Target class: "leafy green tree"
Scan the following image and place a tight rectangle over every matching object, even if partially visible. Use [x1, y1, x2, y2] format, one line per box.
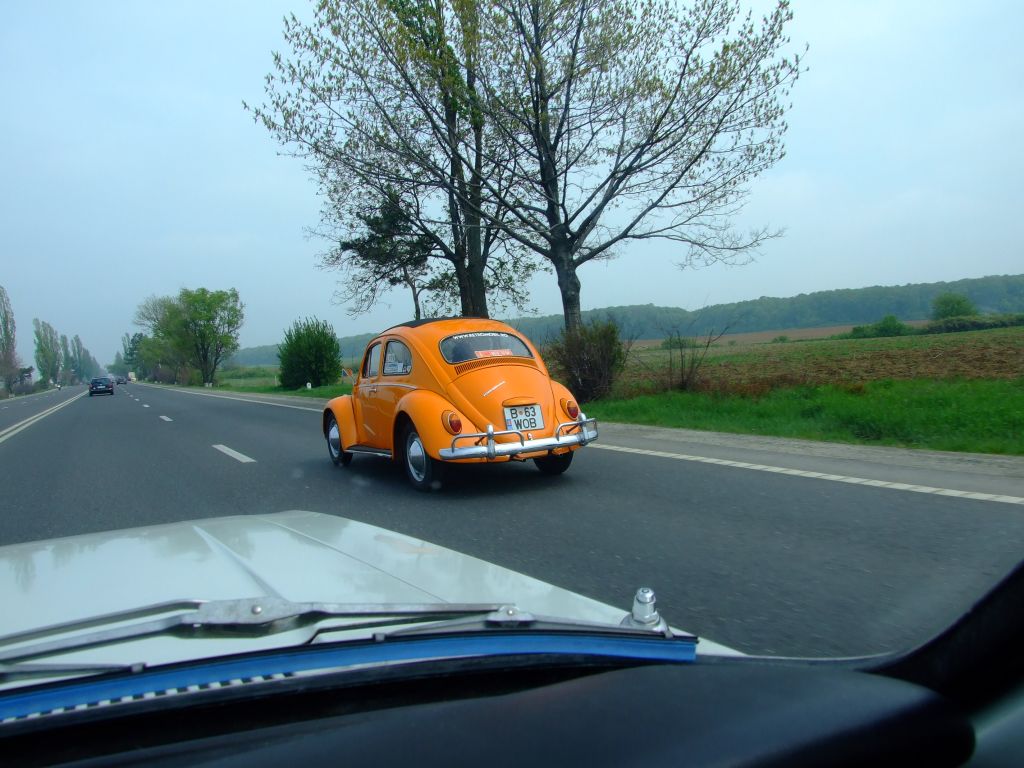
[278, 318, 343, 389]
[0, 285, 20, 392]
[330, 191, 443, 320]
[122, 332, 144, 372]
[177, 288, 245, 385]
[32, 319, 61, 386]
[931, 292, 977, 321]
[133, 295, 191, 381]
[132, 290, 243, 384]
[59, 335, 73, 384]
[108, 352, 129, 377]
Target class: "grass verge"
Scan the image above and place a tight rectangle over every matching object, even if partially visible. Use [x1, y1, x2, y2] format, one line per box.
[586, 378, 1024, 455]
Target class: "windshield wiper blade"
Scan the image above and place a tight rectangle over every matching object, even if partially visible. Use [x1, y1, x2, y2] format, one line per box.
[0, 661, 144, 684]
[0, 598, 506, 666]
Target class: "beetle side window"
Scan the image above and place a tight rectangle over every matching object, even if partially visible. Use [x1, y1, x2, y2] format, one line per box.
[362, 343, 381, 378]
[382, 340, 413, 376]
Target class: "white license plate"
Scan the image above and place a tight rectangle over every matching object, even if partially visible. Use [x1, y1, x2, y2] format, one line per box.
[504, 404, 544, 432]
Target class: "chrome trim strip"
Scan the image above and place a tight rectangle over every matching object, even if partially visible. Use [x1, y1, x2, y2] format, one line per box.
[439, 417, 598, 460]
[347, 446, 392, 458]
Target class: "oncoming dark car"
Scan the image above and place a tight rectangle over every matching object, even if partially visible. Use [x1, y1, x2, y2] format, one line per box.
[88, 377, 114, 396]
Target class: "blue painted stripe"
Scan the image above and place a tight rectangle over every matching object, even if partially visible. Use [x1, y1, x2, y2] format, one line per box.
[0, 634, 695, 721]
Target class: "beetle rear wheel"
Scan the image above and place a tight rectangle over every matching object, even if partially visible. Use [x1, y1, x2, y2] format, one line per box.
[326, 414, 352, 467]
[534, 451, 574, 475]
[403, 422, 444, 491]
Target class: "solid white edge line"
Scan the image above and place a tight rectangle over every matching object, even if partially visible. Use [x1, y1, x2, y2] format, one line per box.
[212, 444, 256, 463]
[590, 443, 1024, 506]
[0, 391, 87, 445]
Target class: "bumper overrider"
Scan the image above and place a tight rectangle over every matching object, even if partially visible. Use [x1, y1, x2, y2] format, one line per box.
[439, 416, 598, 461]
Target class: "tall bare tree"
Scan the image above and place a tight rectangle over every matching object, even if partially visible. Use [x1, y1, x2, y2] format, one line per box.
[469, 0, 803, 331]
[249, 0, 537, 319]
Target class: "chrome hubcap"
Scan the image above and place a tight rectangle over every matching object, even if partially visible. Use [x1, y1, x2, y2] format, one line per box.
[407, 432, 427, 483]
[327, 420, 341, 459]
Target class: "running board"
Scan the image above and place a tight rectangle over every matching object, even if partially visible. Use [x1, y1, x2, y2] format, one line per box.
[347, 445, 392, 458]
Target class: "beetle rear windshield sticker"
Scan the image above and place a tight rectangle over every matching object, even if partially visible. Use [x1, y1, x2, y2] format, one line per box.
[475, 349, 513, 357]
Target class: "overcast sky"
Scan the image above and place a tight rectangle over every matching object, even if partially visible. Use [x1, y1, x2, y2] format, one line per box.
[2, 1, 1022, 366]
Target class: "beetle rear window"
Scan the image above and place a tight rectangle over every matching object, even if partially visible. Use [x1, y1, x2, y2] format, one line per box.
[440, 332, 532, 364]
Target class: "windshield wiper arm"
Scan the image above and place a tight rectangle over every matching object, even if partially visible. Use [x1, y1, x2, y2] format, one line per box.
[376, 605, 686, 641]
[0, 597, 506, 666]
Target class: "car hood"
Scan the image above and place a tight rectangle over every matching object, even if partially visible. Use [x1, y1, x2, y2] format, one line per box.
[0, 511, 738, 680]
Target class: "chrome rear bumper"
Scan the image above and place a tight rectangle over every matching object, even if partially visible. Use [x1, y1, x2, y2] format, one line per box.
[438, 417, 598, 461]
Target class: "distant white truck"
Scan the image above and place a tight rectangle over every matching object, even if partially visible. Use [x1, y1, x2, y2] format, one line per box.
[128, 372, 137, 382]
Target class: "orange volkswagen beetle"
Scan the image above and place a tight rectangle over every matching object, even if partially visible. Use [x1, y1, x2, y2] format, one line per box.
[322, 318, 598, 490]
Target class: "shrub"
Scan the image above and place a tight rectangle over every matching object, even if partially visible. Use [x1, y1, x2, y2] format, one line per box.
[544, 319, 626, 402]
[932, 292, 977, 321]
[278, 317, 342, 390]
[923, 313, 1024, 334]
[849, 315, 913, 339]
[771, 335, 789, 343]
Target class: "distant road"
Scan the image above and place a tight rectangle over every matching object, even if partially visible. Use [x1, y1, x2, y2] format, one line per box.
[1, 381, 1022, 658]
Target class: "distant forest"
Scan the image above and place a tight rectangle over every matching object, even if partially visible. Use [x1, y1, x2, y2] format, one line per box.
[227, 274, 1024, 366]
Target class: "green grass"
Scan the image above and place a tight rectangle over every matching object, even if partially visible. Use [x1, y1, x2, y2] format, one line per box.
[587, 378, 1024, 455]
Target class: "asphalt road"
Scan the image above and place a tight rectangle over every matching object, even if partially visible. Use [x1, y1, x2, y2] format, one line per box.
[2, 381, 1023, 658]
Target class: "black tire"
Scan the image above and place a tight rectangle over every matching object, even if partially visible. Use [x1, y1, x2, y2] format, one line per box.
[89, 392, 93, 397]
[534, 451, 574, 475]
[325, 414, 352, 467]
[402, 422, 444, 491]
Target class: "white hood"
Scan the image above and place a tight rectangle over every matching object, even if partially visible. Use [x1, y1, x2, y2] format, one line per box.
[0, 511, 737, 677]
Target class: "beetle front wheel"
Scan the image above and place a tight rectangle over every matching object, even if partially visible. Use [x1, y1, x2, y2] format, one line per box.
[326, 414, 352, 467]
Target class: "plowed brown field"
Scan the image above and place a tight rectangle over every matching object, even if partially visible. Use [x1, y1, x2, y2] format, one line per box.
[625, 327, 1023, 396]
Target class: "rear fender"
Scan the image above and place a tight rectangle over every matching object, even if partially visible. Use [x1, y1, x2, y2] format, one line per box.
[323, 396, 358, 451]
[395, 389, 471, 460]
[549, 380, 582, 420]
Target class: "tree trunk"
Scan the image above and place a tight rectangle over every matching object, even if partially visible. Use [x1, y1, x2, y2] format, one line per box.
[466, 261, 489, 318]
[553, 251, 583, 334]
[411, 285, 422, 320]
[453, 260, 474, 316]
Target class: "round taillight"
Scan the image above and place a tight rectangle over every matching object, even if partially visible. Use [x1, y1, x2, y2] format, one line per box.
[443, 411, 463, 435]
[562, 399, 580, 419]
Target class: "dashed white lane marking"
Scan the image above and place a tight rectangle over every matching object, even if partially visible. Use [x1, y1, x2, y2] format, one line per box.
[591, 444, 1024, 506]
[212, 444, 256, 463]
[142, 404, 150, 408]
[159, 415, 172, 422]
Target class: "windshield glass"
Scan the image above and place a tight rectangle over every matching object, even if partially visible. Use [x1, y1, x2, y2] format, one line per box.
[0, 0, 1021, 679]
[440, 332, 533, 364]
